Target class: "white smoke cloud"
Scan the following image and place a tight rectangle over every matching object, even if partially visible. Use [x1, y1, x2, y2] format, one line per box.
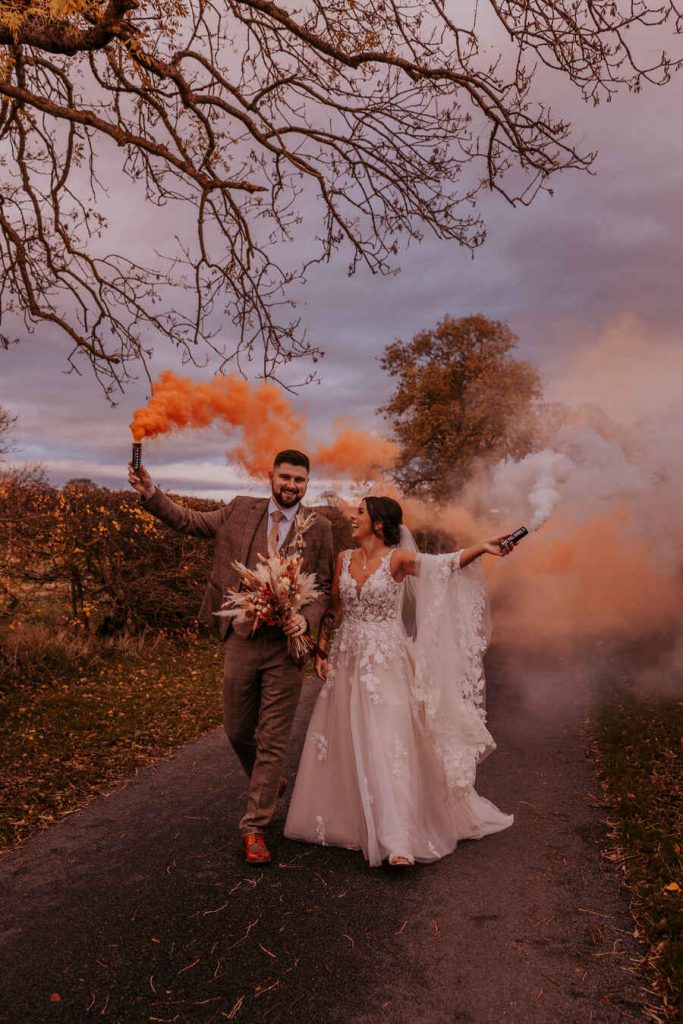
[490, 450, 573, 530]
[488, 427, 648, 532]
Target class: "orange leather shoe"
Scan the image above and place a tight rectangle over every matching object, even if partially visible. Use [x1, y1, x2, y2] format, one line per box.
[242, 833, 271, 865]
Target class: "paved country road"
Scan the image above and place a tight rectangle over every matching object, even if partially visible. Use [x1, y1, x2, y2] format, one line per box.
[0, 650, 646, 1024]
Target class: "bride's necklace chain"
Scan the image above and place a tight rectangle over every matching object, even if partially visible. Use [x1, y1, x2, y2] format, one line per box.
[359, 547, 388, 571]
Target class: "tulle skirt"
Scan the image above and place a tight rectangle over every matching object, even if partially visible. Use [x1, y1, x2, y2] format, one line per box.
[284, 632, 513, 867]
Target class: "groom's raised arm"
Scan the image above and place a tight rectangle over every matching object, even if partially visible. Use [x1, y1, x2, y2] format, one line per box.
[301, 519, 334, 632]
[141, 486, 237, 539]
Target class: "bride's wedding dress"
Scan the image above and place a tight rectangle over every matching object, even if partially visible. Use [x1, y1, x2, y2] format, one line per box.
[284, 549, 513, 866]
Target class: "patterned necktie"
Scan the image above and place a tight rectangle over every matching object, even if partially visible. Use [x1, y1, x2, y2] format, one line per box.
[268, 509, 284, 556]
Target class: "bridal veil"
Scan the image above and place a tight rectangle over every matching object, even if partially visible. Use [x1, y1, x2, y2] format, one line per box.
[399, 525, 496, 796]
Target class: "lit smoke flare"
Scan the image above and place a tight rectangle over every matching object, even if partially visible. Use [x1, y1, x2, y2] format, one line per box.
[130, 371, 397, 479]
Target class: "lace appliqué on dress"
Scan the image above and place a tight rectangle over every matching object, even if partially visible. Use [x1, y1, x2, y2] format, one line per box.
[309, 733, 328, 762]
[362, 776, 374, 806]
[326, 551, 405, 706]
[392, 737, 408, 778]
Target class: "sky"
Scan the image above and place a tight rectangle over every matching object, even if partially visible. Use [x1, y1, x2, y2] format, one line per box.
[2, 25, 683, 503]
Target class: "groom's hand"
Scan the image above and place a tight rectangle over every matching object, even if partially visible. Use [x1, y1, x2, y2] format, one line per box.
[283, 612, 307, 638]
[128, 463, 156, 500]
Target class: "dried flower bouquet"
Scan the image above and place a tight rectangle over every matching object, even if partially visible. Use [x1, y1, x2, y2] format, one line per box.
[216, 510, 320, 662]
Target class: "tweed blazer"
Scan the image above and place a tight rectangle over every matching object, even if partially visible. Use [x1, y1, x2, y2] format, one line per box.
[141, 489, 334, 641]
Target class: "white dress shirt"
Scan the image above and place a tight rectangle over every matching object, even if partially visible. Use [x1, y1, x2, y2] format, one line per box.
[267, 497, 300, 551]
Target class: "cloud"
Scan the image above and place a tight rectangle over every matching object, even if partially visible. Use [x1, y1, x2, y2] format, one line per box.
[3, 58, 683, 494]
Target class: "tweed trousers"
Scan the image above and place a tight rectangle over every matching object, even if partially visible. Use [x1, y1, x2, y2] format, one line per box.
[222, 625, 303, 835]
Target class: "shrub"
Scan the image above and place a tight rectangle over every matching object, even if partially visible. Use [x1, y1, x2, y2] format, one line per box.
[0, 476, 353, 637]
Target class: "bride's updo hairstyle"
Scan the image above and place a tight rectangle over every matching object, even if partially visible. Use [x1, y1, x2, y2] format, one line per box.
[364, 496, 403, 547]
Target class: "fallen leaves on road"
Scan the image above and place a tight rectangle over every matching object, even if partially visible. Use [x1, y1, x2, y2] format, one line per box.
[224, 993, 245, 1018]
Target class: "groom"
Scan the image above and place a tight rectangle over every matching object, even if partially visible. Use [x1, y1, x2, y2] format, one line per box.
[128, 450, 334, 864]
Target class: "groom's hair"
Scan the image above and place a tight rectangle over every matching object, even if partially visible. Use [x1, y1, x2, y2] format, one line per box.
[273, 449, 310, 473]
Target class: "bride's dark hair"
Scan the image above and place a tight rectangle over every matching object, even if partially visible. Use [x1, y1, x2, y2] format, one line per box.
[364, 496, 403, 547]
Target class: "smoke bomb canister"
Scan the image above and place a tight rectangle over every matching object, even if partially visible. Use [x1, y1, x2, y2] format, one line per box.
[499, 526, 528, 550]
[131, 442, 142, 472]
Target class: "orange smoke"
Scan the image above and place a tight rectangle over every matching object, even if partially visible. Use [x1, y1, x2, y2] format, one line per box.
[130, 371, 397, 479]
[130, 371, 304, 477]
[315, 422, 398, 479]
[401, 495, 482, 543]
[484, 505, 682, 650]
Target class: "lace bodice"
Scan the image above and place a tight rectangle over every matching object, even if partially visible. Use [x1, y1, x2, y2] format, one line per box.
[339, 550, 402, 624]
[321, 550, 404, 705]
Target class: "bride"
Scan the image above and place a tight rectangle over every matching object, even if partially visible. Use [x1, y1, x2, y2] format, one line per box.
[284, 496, 516, 867]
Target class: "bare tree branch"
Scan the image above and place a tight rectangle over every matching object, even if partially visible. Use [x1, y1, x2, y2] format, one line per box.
[0, 404, 17, 459]
[0, 0, 680, 392]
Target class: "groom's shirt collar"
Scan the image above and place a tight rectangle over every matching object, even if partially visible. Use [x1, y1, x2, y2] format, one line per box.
[267, 497, 300, 522]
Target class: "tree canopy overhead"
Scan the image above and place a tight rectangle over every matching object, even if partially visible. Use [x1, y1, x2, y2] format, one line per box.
[1, 0, 680, 392]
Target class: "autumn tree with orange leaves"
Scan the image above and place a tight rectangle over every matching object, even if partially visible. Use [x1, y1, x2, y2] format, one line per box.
[380, 315, 542, 501]
[1, 0, 681, 392]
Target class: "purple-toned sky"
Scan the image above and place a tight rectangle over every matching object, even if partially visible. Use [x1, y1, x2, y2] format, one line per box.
[2, 50, 683, 502]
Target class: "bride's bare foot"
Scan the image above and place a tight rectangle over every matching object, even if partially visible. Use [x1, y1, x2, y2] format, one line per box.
[388, 853, 414, 867]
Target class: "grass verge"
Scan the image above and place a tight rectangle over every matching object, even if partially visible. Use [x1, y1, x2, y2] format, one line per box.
[592, 687, 682, 1023]
[0, 632, 223, 851]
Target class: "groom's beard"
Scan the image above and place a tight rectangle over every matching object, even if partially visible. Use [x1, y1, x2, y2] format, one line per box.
[272, 485, 304, 508]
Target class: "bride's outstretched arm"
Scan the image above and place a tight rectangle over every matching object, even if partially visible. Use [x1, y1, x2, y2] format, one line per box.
[314, 551, 344, 680]
[458, 536, 515, 567]
[391, 534, 515, 580]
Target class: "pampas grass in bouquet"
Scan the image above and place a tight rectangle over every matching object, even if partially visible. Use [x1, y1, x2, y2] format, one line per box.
[216, 511, 320, 664]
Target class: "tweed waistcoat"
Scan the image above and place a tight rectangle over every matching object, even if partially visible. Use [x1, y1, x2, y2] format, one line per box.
[245, 506, 269, 570]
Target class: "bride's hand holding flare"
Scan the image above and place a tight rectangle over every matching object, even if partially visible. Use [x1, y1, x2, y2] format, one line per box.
[458, 535, 517, 567]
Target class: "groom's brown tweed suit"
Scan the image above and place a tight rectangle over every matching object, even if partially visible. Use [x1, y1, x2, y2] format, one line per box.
[142, 488, 334, 835]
